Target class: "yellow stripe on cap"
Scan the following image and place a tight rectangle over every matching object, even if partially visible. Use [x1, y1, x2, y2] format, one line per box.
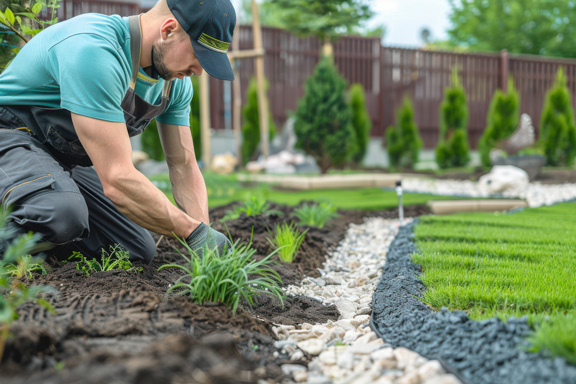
[198, 33, 230, 53]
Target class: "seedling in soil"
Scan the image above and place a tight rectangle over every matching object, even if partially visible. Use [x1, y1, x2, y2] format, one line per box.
[0, 212, 56, 363]
[4, 255, 47, 279]
[266, 222, 308, 263]
[293, 202, 338, 229]
[68, 244, 142, 276]
[221, 195, 283, 222]
[159, 238, 285, 314]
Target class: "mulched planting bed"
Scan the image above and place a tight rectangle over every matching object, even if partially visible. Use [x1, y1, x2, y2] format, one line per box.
[0, 202, 430, 384]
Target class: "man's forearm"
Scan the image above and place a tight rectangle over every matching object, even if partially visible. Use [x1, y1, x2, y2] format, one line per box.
[170, 163, 209, 224]
[105, 169, 199, 238]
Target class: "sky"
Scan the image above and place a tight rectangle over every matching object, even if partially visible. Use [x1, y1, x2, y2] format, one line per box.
[230, 0, 453, 48]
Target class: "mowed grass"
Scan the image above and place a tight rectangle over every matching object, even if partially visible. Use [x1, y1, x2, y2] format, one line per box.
[149, 172, 459, 210]
[414, 203, 576, 363]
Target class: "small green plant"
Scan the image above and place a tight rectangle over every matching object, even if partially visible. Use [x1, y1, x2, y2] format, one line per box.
[479, 77, 520, 168]
[293, 202, 338, 229]
[435, 69, 470, 169]
[538, 67, 576, 166]
[386, 96, 422, 170]
[159, 238, 285, 314]
[221, 195, 282, 222]
[68, 244, 142, 276]
[0, 211, 56, 362]
[528, 313, 576, 365]
[241, 77, 276, 165]
[3, 254, 47, 279]
[266, 222, 308, 263]
[348, 83, 372, 166]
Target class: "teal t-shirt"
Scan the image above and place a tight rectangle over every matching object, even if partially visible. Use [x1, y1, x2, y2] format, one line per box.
[0, 13, 192, 126]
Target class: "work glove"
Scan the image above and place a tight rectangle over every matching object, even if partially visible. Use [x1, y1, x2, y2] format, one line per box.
[185, 223, 232, 258]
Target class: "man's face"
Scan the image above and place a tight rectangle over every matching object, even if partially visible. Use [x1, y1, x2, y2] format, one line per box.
[152, 32, 204, 81]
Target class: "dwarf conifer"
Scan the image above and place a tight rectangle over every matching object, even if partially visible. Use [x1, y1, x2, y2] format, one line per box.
[386, 96, 422, 169]
[349, 83, 372, 166]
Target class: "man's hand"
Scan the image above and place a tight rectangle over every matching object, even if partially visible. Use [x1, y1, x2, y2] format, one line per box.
[185, 223, 232, 258]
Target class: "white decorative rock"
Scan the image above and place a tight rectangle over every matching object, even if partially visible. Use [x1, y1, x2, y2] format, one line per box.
[417, 360, 444, 381]
[297, 339, 325, 355]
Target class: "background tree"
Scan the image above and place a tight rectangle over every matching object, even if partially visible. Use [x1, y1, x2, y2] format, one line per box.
[448, 0, 576, 57]
[264, 0, 373, 54]
[241, 77, 276, 165]
[435, 69, 470, 169]
[478, 78, 520, 167]
[538, 68, 576, 166]
[141, 77, 201, 162]
[348, 83, 371, 166]
[386, 96, 422, 170]
[294, 57, 354, 174]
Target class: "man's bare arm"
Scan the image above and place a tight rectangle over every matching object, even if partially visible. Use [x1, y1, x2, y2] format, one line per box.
[71, 113, 199, 238]
[158, 123, 209, 224]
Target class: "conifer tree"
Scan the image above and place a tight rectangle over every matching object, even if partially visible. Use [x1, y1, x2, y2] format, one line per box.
[241, 77, 276, 165]
[386, 96, 422, 169]
[294, 57, 354, 173]
[539, 67, 576, 166]
[479, 77, 520, 167]
[348, 83, 371, 166]
[435, 69, 470, 169]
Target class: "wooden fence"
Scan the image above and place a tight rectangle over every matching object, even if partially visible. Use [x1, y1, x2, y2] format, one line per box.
[48, 2, 576, 148]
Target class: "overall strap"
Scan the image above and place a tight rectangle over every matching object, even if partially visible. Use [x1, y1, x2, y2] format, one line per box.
[128, 15, 142, 90]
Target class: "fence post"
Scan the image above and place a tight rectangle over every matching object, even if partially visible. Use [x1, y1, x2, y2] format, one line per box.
[500, 49, 509, 92]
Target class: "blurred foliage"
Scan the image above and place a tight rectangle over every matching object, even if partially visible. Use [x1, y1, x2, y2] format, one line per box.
[479, 77, 520, 168]
[241, 77, 276, 165]
[0, 0, 60, 71]
[435, 69, 470, 169]
[448, 0, 576, 57]
[141, 77, 201, 162]
[538, 68, 576, 166]
[259, 0, 373, 41]
[348, 83, 371, 166]
[294, 57, 354, 174]
[385, 96, 422, 170]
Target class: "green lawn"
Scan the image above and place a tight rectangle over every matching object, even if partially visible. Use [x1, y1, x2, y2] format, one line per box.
[149, 172, 458, 210]
[414, 203, 576, 364]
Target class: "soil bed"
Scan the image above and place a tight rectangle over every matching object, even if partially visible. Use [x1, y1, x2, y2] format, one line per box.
[0, 202, 430, 384]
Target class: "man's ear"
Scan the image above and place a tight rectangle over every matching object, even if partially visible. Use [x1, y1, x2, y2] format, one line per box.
[160, 18, 179, 40]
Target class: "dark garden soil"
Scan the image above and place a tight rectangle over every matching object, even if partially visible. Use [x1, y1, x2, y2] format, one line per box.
[0, 202, 431, 384]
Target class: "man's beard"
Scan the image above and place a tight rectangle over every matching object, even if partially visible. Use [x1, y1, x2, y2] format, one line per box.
[151, 44, 173, 81]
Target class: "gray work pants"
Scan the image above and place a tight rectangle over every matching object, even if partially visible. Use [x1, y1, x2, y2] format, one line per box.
[0, 128, 156, 263]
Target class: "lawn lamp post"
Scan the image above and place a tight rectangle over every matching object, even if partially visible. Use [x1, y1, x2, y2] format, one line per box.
[396, 180, 404, 225]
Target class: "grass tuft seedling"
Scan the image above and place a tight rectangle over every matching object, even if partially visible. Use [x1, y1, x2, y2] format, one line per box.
[159, 238, 285, 314]
[68, 244, 142, 276]
[221, 195, 283, 222]
[266, 222, 308, 263]
[528, 313, 576, 365]
[0, 211, 56, 362]
[4, 255, 47, 279]
[293, 202, 338, 228]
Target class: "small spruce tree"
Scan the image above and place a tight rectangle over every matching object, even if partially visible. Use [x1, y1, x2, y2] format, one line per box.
[386, 96, 422, 169]
[241, 77, 276, 165]
[435, 69, 470, 169]
[294, 57, 354, 174]
[479, 77, 520, 168]
[348, 83, 372, 166]
[141, 77, 201, 161]
[538, 67, 576, 166]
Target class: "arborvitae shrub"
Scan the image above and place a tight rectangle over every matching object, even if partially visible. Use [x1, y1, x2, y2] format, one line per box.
[386, 96, 422, 169]
[294, 57, 354, 173]
[241, 77, 276, 165]
[348, 83, 372, 166]
[538, 67, 576, 166]
[141, 78, 201, 161]
[435, 70, 470, 169]
[479, 77, 520, 167]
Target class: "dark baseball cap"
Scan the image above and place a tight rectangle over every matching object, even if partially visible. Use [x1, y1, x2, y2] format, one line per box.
[167, 0, 236, 81]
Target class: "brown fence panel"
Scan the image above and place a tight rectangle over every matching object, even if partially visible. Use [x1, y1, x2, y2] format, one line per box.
[380, 47, 500, 148]
[210, 25, 381, 138]
[41, 0, 141, 20]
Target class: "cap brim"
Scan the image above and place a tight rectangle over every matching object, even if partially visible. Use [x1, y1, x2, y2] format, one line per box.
[192, 40, 234, 81]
